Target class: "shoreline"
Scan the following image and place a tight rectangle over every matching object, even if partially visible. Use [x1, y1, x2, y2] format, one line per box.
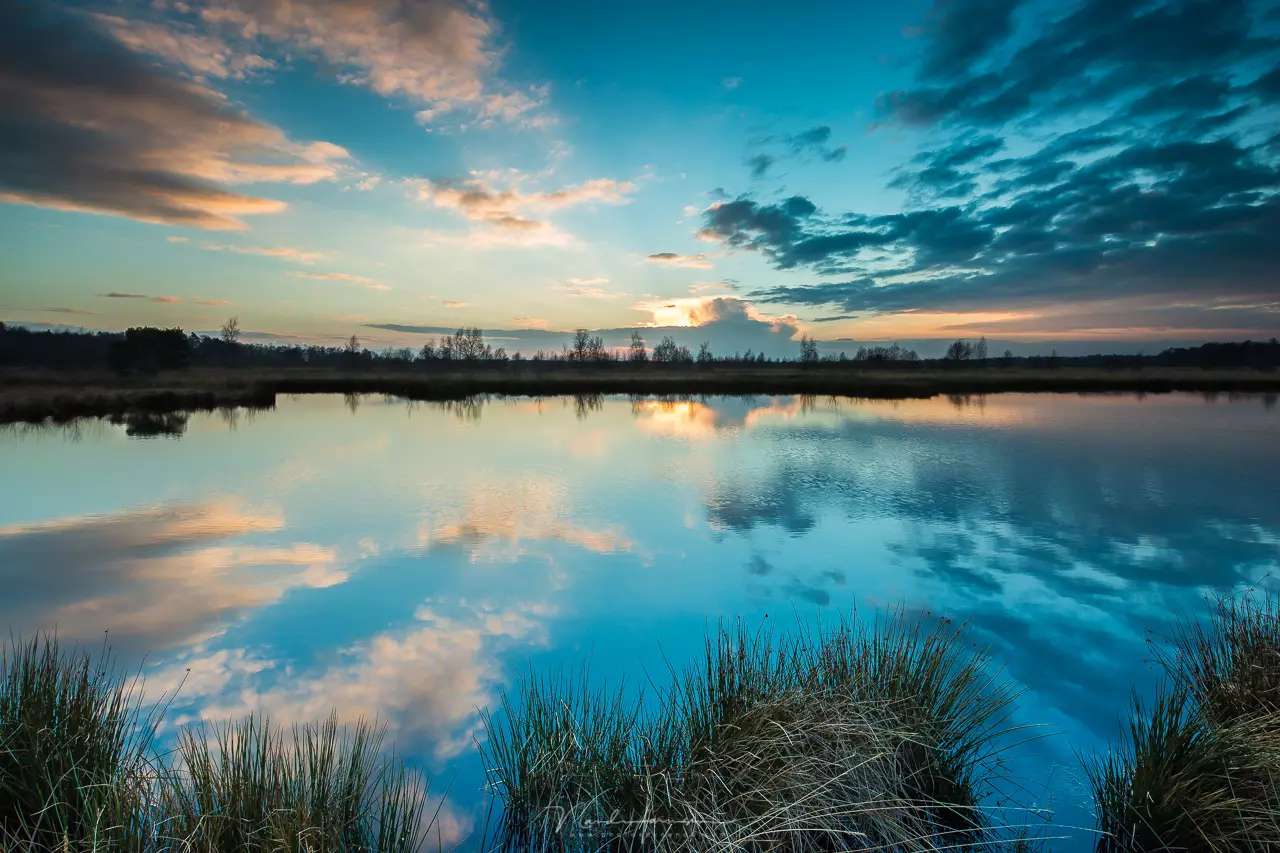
[2, 365, 1278, 423]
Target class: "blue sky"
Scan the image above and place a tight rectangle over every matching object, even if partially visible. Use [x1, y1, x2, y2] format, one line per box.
[2, 0, 1279, 355]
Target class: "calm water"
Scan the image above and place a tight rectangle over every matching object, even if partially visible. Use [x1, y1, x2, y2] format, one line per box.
[3, 392, 1278, 848]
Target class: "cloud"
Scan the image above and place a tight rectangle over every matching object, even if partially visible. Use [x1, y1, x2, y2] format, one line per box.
[412, 175, 634, 245]
[443, 300, 468, 308]
[722, 77, 744, 90]
[629, 296, 800, 355]
[195, 0, 547, 127]
[92, 13, 276, 80]
[556, 278, 618, 298]
[684, 0, 1280, 337]
[202, 243, 326, 263]
[744, 126, 847, 177]
[689, 279, 741, 295]
[785, 126, 849, 162]
[40, 307, 100, 316]
[413, 176, 636, 223]
[746, 154, 775, 178]
[167, 236, 189, 243]
[645, 252, 715, 269]
[0, 4, 348, 230]
[0, 501, 346, 659]
[290, 272, 389, 290]
[422, 221, 576, 249]
[879, 0, 1273, 130]
[101, 292, 230, 305]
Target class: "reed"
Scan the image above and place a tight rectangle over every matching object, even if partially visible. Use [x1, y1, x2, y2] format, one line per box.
[481, 610, 1037, 852]
[0, 637, 432, 853]
[0, 636, 158, 851]
[1087, 588, 1280, 852]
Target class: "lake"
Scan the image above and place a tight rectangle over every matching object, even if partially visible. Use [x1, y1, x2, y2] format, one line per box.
[2, 392, 1277, 849]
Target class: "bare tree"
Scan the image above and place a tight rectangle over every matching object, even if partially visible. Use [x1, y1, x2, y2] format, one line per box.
[652, 336, 679, 363]
[628, 330, 648, 363]
[945, 339, 973, 361]
[799, 335, 819, 364]
[697, 341, 714, 363]
[974, 336, 989, 361]
[220, 316, 241, 345]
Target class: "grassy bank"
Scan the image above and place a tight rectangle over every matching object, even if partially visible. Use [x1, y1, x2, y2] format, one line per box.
[0, 637, 430, 852]
[2, 365, 1279, 423]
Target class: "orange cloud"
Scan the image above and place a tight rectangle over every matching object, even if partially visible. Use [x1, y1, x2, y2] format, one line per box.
[646, 252, 714, 269]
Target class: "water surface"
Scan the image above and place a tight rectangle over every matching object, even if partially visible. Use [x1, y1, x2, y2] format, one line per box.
[2, 393, 1278, 848]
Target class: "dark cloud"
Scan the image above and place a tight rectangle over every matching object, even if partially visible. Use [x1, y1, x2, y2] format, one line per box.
[41, 307, 100, 316]
[915, 0, 1029, 80]
[881, 0, 1269, 129]
[746, 154, 776, 178]
[693, 0, 1280, 334]
[0, 3, 342, 230]
[742, 126, 847, 177]
[104, 292, 149, 299]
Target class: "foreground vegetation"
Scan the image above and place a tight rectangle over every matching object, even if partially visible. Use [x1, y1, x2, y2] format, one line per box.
[0, 637, 430, 852]
[482, 611, 1038, 852]
[481, 593, 1280, 852]
[1087, 591, 1280, 852]
[4, 588, 1277, 851]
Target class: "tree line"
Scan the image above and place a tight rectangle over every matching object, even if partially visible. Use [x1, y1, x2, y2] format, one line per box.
[1, 319, 1277, 372]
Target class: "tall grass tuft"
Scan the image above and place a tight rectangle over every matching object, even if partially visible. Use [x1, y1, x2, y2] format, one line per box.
[0, 635, 159, 850]
[482, 609, 1035, 852]
[1, 636, 433, 852]
[162, 713, 428, 853]
[1087, 588, 1280, 852]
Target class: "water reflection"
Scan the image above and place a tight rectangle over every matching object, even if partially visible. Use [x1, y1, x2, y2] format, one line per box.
[0, 392, 1276, 849]
[0, 502, 343, 658]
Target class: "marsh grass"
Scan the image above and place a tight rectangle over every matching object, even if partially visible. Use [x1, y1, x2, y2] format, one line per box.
[482, 610, 1043, 852]
[0, 636, 159, 851]
[160, 713, 428, 853]
[0, 637, 432, 852]
[1087, 588, 1280, 852]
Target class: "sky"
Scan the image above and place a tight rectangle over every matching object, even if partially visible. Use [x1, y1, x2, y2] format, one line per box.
[2, 0, 1279, 357]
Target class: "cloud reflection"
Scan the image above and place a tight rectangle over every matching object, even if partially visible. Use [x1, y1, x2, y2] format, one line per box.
[417, 481, 631, 561]
[157, 601, 548, 760]
[696, 394, 1280, 739]
[0, 501, 345, 656]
